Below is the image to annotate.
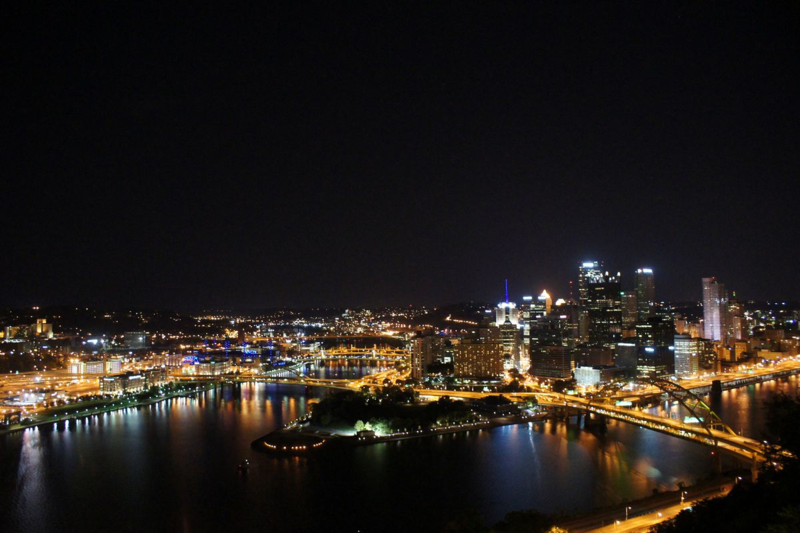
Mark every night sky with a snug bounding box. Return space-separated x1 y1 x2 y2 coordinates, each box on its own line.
4 2 799 310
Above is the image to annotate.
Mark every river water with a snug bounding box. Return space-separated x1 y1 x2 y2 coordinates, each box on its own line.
1 365 796 533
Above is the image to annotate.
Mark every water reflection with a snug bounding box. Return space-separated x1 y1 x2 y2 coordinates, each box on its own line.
1 371 792 532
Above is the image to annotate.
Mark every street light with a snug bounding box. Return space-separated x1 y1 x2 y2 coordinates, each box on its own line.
681 491 687 503
626 506 632 521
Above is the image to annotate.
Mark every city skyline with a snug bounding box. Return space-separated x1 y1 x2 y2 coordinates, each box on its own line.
4 3 800 532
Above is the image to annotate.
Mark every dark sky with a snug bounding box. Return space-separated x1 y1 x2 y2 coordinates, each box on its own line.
4 2 799 310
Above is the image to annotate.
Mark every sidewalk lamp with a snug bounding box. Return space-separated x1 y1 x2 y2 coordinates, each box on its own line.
626 506 632 520
681 491 687 503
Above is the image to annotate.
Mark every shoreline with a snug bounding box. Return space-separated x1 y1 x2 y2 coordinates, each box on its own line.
251 411 549 454
0 382 217 436
4 365 797 439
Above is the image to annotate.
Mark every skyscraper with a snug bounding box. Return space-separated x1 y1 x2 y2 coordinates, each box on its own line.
578 261 605 307
621 290 638 330
495 302 519 326
702 277 728 342
674 334 701 376
635 268 655 321
537 290 552 315
495 280 519 325
580 265 623 349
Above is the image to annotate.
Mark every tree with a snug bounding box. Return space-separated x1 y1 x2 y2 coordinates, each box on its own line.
354 420 365 432
551 379 575 394
649 392 800 532
764 392 800 455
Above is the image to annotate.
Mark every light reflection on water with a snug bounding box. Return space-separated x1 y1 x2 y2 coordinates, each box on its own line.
1 367 792 532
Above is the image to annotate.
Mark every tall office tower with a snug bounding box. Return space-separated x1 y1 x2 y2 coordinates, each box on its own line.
702 277 728 342
495 281 519 325
409 334 446 380
727 297 746 341
582 269 623 349
537 290 552 315
621 291 638 330
578 261 605 307
529 345 574 378
495 302 519 326
529 300 580 347
674 334 701 376
520 295 534 349
635 316 675 348
634 316 676 377
578 261 604 342
635 268 655 321
499 318 523 371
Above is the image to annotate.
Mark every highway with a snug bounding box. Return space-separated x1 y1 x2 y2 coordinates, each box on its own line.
558 480 733 532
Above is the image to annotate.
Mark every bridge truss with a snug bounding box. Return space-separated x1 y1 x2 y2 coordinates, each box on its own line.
588 377 737 438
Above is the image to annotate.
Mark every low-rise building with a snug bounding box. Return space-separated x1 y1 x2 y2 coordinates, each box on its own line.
99 368 167 395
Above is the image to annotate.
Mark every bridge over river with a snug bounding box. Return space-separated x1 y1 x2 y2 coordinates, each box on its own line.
416 387 770 471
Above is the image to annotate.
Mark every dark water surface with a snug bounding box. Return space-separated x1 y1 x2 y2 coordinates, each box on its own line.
2 368 795 533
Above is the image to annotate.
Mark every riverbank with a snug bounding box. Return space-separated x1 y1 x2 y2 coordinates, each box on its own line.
556 474 739 532
0 381 217 436
251 410 549 454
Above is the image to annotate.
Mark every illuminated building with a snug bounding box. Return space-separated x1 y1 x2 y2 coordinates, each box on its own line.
529 301 580 348
728 297 746 341
410 334 446 380
105 358 123 374
537 290 552 315
635 316 674 348
634 268 655 321
674 334 700 376
637 346 674 377
635 316 675 377
578 261 605 307
702 277 728 342
574 365 623 388
529 345 574 379
522 292 552 350
621 290 638 331
182 358 232 376
152 353 184 367
454 325 503 378
494 280 519 325
34 319 54 339
520 295 534 349
84 360 105 374
495 302 519 326
580 264 623 348
99 369 167 395
498 319 524 371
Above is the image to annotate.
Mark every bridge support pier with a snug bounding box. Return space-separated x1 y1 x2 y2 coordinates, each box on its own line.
712 442 722 475
583 412 608 433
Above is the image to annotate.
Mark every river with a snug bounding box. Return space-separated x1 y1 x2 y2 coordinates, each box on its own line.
1 364 796 533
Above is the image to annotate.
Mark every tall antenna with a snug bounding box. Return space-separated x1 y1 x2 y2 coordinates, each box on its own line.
505 279 509 303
